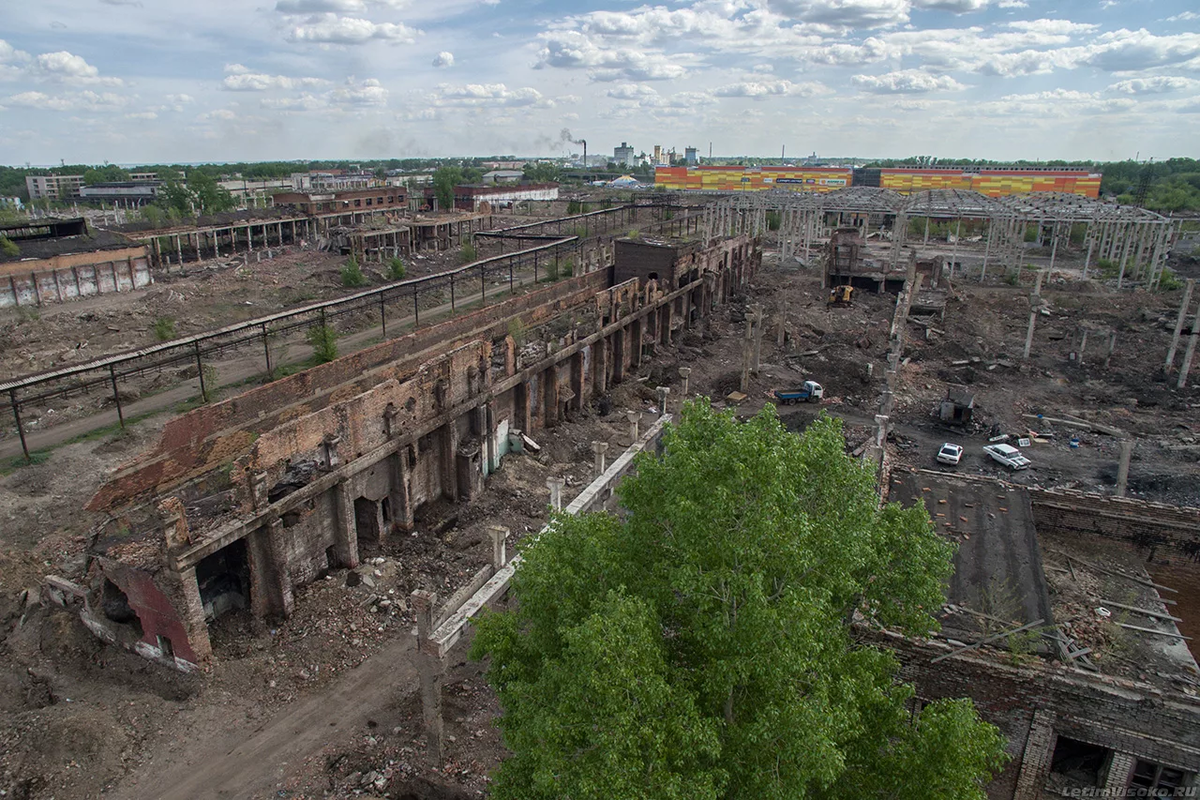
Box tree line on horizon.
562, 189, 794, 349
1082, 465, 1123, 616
3, 156, 1198, 214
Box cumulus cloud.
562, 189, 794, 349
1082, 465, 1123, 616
30, 51, 123, 85
1005, 19, 1098, 35
261, 93, 327, 111
6, 89, 131, 111
429, 82, 549, 107
852, 69, 966, 92
432, 51, 454, 67
1106, 76, 1198, 94
276, 0, 366, 11
329, 77, 389, 105
288, 15, 421, 44
766, 0, 911, 28
1083, 29, 1200, 72
536, 31, 688, 81
221, 64, 328, 91
713, 79, 830, 97
0, 39, 31, 81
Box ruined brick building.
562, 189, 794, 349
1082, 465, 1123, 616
78, 231, 758, 668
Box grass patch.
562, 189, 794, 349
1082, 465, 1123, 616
153, 316, 177, 341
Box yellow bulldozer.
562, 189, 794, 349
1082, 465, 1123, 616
828, 285, 854, 307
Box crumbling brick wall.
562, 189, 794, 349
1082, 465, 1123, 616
865, 629, 1200, 799
1029, 489, 1200, 557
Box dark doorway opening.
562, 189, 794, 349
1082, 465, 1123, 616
196, 538, 250, 623
101, 578, 143, 636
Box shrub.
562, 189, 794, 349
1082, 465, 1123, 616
508, 317, 526, 347
387, 257, 407, 281
461, 242, 477, 264
0, 236, 19, 258
567, 199, 582, 215
307, 325, 338, 364
562, 258, 575, 277
153, 316, 177, 341
340, 256, 368, 288
765, 211, 782, 231
1158, 267, 1184, 291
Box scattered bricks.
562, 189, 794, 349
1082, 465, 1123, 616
938, 499, 948, 505
960, 516, 968, 522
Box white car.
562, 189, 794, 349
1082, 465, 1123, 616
983, 443, 1031, 470
936, 443, 964, 466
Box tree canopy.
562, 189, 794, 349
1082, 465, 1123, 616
522, 162, 561, 183
474, 401, 1008, 800
83, 165, 131, 185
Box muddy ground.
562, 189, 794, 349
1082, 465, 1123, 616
1, 234, 1199, 798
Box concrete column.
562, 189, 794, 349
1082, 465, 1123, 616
544, 364, 560, 428
678, 366, 691, 397
389, 451, 413, 532
1022, 269, 1046, 360
750, 304, 764, 374
249, 518, 294, 618
1105, 331, 1117, 369
333, 480, 361, 569
1164, 279, 1195, 375
1077, 330, 1088, 365
1115, 440, 1133, 497
657, 386, 670, 416
489, 525, 508, 569
594, 340, 609, 395
176, 566, 214, 661
592, 440, 609, 477
1179, 306, 1200, 389
411, 590, 445, 759
626, 409, 640, 444
547, 476, 564, 511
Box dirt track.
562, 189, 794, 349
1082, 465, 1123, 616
116, 636, 422, 800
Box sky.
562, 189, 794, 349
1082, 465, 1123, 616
0, 0, 1198, 165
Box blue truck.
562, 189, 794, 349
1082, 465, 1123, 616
773, 381, 825, 405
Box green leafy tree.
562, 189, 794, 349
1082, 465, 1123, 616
340, 255, 368, 288
307, 325, 338, 364
83, 165, 131, 185
187, 171, 236, 215
0, 236, 19, 258
474, 402, 1007, 800
158, 179, 196, 216
522, 162, 561, 183
432, 166, 463, 211
387, 257, 407, 281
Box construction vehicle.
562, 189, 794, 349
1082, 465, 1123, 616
773, 381, 824, 405
828, 285, 854, 307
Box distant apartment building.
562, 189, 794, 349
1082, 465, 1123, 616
685, 147, 699, 166
290, 171, 377, 192
272, 187, 408, 216
27, 172, 160, 202
26, 174, 85, 201
614, 142, 636, 168
78, 181, 164, 207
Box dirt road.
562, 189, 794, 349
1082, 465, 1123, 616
115, 636, 422, 800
